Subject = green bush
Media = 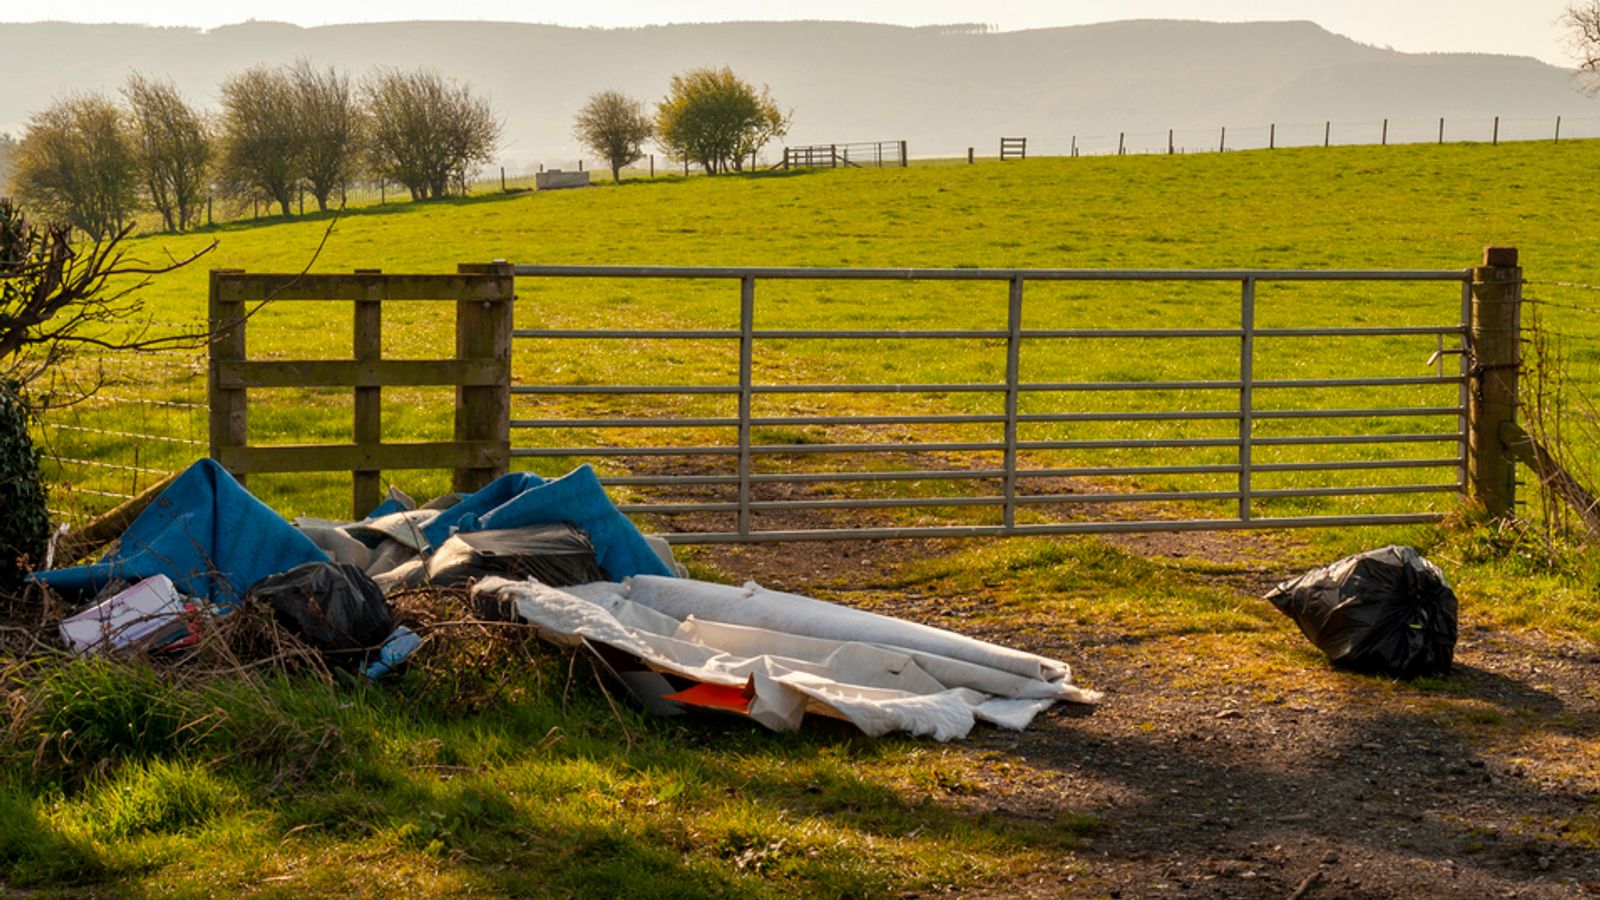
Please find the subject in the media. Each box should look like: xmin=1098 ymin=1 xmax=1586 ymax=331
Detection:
xmin=0 ymin=384 xmax=48 ymax=597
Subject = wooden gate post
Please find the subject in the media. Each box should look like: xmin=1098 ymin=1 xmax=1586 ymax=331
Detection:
xmin=454 ymin=262 xmax=515 ymax=493
xmin=352 ymin=268 xmax=383 ymax=516
xmin=1468 ymin=246 xmax=1522 ymax=519
xmin=207 ymin=269 xmax=248 ymax=486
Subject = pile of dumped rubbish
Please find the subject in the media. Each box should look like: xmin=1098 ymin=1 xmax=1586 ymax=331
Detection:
xmin=32 ymin=459 xmax=1101 ymax=741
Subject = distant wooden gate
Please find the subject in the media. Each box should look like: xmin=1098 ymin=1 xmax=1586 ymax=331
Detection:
xmin=207 ymin=263 xmax=513 ymax=518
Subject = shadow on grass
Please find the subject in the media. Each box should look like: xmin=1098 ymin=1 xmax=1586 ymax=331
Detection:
xmin=0 ymin=782 xmax=106 ymax=887
xmin=186 ymin=188 xmax=541 ymax=237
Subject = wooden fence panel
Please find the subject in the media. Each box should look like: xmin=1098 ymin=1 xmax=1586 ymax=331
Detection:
xmin=208 ymin=264 xmax=514 ymax=518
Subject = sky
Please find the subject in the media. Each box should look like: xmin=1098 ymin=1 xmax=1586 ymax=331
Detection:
xmin=4 ymin=1 xmax=1582 ymax=66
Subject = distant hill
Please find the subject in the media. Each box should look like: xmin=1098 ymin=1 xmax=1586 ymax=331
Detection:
xmin=1 ymin=18 xmax=1595 ymax=166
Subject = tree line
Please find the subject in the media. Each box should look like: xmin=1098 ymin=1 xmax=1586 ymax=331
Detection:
xmin=575 ymin=67 xmax=790 ymax=181
xmin=3 ymin=62 xmax=793 ymax=239
xmin=5 ymin=64 xmax=500 ymax=238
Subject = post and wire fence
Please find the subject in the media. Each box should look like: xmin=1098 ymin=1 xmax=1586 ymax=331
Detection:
xmin=33 ymin=345 xmax=208 ymax=524
xmin=131 ymin=108 xmax=1600 ymax=235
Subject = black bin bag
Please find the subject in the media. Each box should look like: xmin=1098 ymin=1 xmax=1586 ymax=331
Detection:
xmin=246 ymin=562 xmax=393 ymax=667
xmin=1265 ymin=545 xmax=1458 ymax=678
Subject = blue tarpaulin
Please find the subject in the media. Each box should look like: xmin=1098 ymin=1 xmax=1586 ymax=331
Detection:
xmin=421 ymin=464 xmax=673 ymax=581
xmin=37 ymin=460 xmax=671 ymax=607
xmin=34 ymin=459 xmax=329 ymax=606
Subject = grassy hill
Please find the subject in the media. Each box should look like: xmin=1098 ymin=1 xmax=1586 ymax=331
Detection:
xmin=6 ymin=140 xmax=1600 ymax=895
xmin=50 ymin=139 xmax=1600 ymax=524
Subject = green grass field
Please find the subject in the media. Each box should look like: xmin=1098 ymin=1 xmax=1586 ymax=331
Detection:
xmin=10 ymin=140 xmax=1600 ymax=895
xmin=41 ymin=139 xmax=1600 ymax=529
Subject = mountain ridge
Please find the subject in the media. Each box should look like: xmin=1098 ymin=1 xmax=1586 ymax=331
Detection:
xmin=1 ymin=18 xmax=1592 ymax=165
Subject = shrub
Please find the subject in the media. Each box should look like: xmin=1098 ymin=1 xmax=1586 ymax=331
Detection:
xmin=0 ymin=383 xmax=47 ymax=598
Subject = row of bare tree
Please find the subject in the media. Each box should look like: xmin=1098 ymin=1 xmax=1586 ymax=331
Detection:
xmin=4 ymin=64 xmax=500 ymax=238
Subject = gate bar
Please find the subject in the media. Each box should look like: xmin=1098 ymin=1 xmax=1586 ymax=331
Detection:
xmin=514 ymin=265 xmax=1468 ymax=282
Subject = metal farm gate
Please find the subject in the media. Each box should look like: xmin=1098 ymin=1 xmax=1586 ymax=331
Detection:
xmin=505 ymin=258 xmax=1517 ymax=544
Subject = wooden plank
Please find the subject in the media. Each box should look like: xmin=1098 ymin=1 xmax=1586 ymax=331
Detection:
xmin=1502 ymin=422 xmax=1600 ymax=538
xmin=353 ymin=269 xmax=383 ymax=517
xmin=214 ymin=358 xmax=507 ymax=389
xmin=219 ymin=441 xmax=508 ymax=474
xmin=207 ymin=269 xmax=249 ymax=485
xmin=454 ymin=262 xmax=515 ymax=492
xmin=214 ymin=273 xmax=509 ymax=303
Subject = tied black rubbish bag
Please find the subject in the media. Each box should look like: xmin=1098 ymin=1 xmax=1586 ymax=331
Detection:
xmin=1265 ymin=545 xmax=1458 ymax=678
xmin=425 ymin=524 xmax=608 ymax=589
xmin=246 ymin=562 xmax=393 ymax=667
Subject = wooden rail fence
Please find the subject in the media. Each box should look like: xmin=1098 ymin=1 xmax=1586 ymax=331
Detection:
xmin=207 ymin=263 xmax=514 ymax=518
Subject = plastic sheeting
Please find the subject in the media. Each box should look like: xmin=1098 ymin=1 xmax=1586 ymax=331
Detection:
xmin=475 ymin=575 xmax=1100 ymax=741
xmin=33 ymin=459 xmax=329 ymax=607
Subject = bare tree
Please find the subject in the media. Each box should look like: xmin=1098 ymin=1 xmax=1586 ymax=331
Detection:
xmin=573 ymin=90 xmax=654 ymax=182
xmin=364 ymin=68 xmax=500 ymax=200
xmin=12 ymin=95 xmax=140 ymax=239
xmin=218 ymin=65 xmax=302 ymax=216
xmin=0 ymin=198 xmax=214 ymax=391
xmin=290 ymin=60 xmax=361 ymax=212
xmin=122 ymin=73 xmax=212 ymax=232
xmin=1566 ymin=2 xmax=1600 ymax=88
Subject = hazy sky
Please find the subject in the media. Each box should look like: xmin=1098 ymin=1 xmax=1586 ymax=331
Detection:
xmin=8 ymin=1 xmax=1582 ymax=65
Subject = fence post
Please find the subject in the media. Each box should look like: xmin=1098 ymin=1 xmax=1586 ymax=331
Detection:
xmin=1118 ymin=133 xmax=1125 ymax=155
xmin=650 ymin=154 xmax=656 ymax=177
xmin=1219 ymin=126 xmax=1226 ymax=153
xmin=1382 ymin=118 xmax=1388 ymax=145
xmin=899 ymin=140 xmax=908 ymax=166
xmin=208 ymin=269 xmax=249 ymax=486
xmin=1269 ymin=123 xmax=1275 ymax=149
xmin=967 ymin=147 xmax=974 ymax=165
xmin=1556 ymin=116 xmax=1562 ymax=143
xmin=1168 ymin=129 xmax=1174 ymax=154
xmin=1439 ymin=117 xmax=1445 ymax=144
xmin=352 ymin=269 xmax=383 ymax=518
xmin=1324 ymin=121 xmax=1330 ymax=147
xmin=1493 ymin=116 xmax=1499 ymax=146
xmin=1070 ymin=136 xmax=1076 ymax=157
xmin=500 ymin=166 xmax=506 ymax=191
xmin=1467 ymin=246 xmax=1522 ymax=519
xmin=453 ymin=262 xmax=515 ymax=493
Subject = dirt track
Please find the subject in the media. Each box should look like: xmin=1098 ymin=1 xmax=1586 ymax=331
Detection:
xmin=699 ymin=531 xmax=1600 ymax=898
